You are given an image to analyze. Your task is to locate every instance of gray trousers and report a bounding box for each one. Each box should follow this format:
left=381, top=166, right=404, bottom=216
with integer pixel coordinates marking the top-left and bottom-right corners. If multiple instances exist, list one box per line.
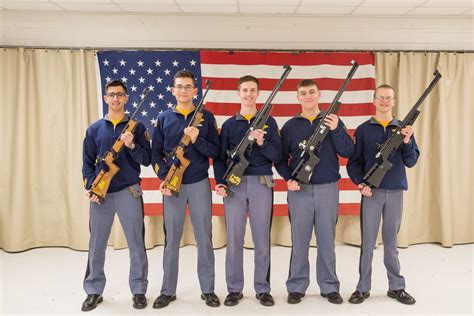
left=286, top=181, right=340, bottom=294
left=161, top=178, right=215, bottom=295
left=83, top=184, right=148, bottom=295
left=224, top=176, right=273, bottom=294
left=356, top=189, right=406, bottom=292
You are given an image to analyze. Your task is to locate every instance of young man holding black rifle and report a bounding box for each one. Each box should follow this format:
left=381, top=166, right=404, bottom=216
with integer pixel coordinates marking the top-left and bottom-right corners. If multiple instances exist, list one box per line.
left=347, top=82, right=428, bottom=305
left=213, top=70, right=288, bottom=307
left=151, top=70, right=221, bottom=308
left=81, top=79, right=151, bottom=311
left=275, top=78, right=355, bottom=305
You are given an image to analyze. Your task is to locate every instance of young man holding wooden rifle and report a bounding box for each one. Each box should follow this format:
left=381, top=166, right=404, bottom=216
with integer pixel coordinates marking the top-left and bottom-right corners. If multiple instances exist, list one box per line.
left=214, top=75, right=283, bottom=307
left=275, top=79, right=354, bottom=305
left=81, top=79, right=151, bottom=311
left=347, top=84, right=420, bottom=305
left=151, top=70, right=221, bottom=308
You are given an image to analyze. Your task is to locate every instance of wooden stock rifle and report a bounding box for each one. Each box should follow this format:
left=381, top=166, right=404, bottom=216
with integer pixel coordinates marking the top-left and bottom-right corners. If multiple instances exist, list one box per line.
left=89, top=87, right=152, bottom=203
left=162, top=80, right=212, bottom=197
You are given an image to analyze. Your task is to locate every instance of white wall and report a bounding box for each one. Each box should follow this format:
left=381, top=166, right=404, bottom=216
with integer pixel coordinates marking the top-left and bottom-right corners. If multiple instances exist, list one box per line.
left=2, top=11, right=473, bottom=50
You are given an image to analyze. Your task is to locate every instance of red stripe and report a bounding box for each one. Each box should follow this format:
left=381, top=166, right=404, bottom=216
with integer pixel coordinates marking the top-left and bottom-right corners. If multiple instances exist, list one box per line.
left=200, top=51, right=375, bottom=66
left=202, top=77, right=375, bottom=92
left=207, top=102, right=375, bottom=117
left=141, top=177, right=357, bottom=191
left=144, top=203, right=360, bottom=216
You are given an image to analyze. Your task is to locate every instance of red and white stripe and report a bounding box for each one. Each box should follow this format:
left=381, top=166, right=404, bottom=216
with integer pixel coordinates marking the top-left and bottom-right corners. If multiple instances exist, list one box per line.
left=143, top=51, right=376, bottom=216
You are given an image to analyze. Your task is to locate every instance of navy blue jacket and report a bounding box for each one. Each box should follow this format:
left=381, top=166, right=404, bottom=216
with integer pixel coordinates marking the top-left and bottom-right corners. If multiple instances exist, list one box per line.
left=275, top=112, right=354, bottom=184
left=347, top=117, right=420, bottom=190
left=82, top=115, right=151, bottom=193
left=151, top=106, right=220, bottom=184
left=214, top=114, right=282, bottom=185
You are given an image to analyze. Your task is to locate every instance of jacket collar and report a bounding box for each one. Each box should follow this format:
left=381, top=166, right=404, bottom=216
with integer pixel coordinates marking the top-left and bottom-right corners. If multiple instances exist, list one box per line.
left=369, top=116, right=400, bottom=127
left=103, top=113, right=130, bottom=124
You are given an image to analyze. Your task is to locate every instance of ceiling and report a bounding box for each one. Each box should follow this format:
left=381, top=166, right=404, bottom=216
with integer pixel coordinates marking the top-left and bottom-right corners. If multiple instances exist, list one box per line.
left=1, top=0, right=473, bottom=17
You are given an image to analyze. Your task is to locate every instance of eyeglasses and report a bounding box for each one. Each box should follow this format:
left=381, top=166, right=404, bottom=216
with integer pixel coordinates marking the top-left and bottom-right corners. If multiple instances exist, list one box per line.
left=174, top=85, right=195, bottom=91
left=106, top=92, right=127, bottom=98
left=374, top=96, right=395, bottom=101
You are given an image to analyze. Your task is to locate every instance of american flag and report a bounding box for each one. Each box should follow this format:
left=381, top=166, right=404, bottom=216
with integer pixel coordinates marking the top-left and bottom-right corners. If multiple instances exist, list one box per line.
left=97, top=50, right=375, bottom=216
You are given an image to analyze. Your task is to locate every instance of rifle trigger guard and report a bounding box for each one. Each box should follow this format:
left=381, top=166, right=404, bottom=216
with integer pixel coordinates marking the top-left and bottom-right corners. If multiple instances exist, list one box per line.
left=298, top=140, right=307, bottom=150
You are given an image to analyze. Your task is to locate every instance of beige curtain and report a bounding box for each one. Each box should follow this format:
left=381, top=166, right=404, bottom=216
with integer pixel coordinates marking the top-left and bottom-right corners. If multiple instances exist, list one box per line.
left=375, top=52, right=474, bottom=247
left=1, top=49, right=472, bottom=252
left=1, top=48, right=97, bottom=251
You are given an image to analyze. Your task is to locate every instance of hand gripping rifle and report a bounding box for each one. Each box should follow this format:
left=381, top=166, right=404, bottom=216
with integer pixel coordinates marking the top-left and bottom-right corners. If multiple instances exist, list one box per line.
left=222, top=65, right=292, bottom=197
left=162, top=80, right=212, bottom=197
left=89, top=87, right=152, bottom=203
left=291, top=61, right=359, bottom=184
left=363, top=70, right=442, bottom=188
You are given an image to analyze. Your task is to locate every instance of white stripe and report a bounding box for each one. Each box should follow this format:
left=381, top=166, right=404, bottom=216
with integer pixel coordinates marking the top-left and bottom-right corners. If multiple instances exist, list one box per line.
left=207, top=89, right=374, bottom=105
left=201, top=64, right=375, bottom=80
left=215, top=115, right=370, bottom=130
left=141, top=166, right=351, bottom=180
left=140, top=165, right=217, bottom=178
left=143, top=189, right=360, bottom=204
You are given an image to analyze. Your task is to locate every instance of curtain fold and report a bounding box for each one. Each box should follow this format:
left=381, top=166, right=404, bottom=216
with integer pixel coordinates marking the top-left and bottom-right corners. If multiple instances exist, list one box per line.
left=375, top=52, right=474, bottom=247
left=1, top=48, right=472, bottom=252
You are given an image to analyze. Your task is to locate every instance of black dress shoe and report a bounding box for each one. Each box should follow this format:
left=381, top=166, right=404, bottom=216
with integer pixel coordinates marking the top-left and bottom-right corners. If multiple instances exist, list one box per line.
left=224, top=292, right=243, bottom=306
left=81, top=294, right=103, bottom=312
left=255, top=292, right=274, bottom=306
left=321, top=292, right=343, bottom=304
left=387, top=289, right=416, bottom=305
left=201, top=292, right=220, bottom=307
left=152, top=294, right=176, bottom=309
left=132, top=294, right=147, bottom=309
left=287, top=292, right=305, bottom=304
left=348, top=290, right=370, bottom=304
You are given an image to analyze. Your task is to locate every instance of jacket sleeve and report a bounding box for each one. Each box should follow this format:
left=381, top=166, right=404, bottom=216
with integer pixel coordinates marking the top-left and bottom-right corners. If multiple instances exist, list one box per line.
left=275, top=124, right=292, bottom=182
left=347, top=127, right=366, bottom=185
left=129, top=122, right=151, bottom=166
left=401, top=135, right=420, bottom=168
left=82, top=128, right=97, bottom=190
left=151, top=117, right=170, bottom=180
left=213, top=123, right=229, bottom=185
left=193, top=112, right=221, bottom=159
left=258, top=117, right=282, bottom=163
left=330, top=119, right=355, bottom=158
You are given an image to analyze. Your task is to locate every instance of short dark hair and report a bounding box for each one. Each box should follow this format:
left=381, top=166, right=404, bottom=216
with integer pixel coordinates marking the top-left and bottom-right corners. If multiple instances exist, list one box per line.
left=374, top=84, right=396, bottom=99
left=173, top=70, right=196, bottom=86
left=105, top=79, right=127, bottom=93
left=237, top=75, right=259, bottom=90
left=297, top=79, right=319, bottom=91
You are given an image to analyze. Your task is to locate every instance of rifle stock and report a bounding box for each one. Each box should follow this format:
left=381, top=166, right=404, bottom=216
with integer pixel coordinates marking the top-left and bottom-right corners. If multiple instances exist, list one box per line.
left=222, top=157, right=250, bottom=197
left=90, top=153, right=121, bottom=203
left=88, top=88, right=151, bottom=203
left=363, top=71, right=442, bottom=187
